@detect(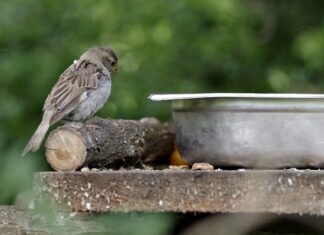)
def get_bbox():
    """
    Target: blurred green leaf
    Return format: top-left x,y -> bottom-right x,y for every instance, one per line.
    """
2,0 -> 324,210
